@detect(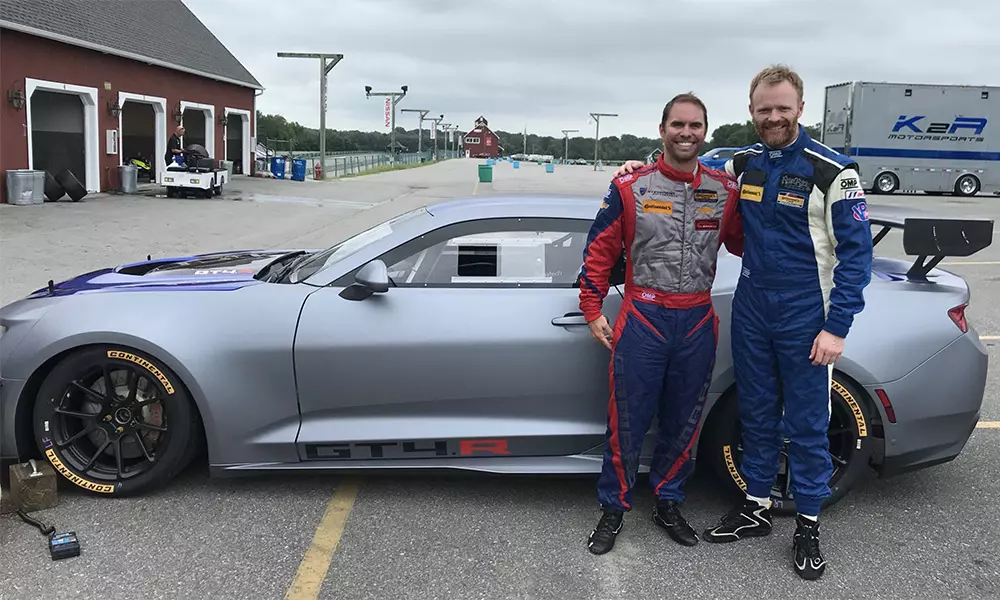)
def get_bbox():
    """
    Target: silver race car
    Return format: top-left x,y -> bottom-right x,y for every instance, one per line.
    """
0,196 -> 991,514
